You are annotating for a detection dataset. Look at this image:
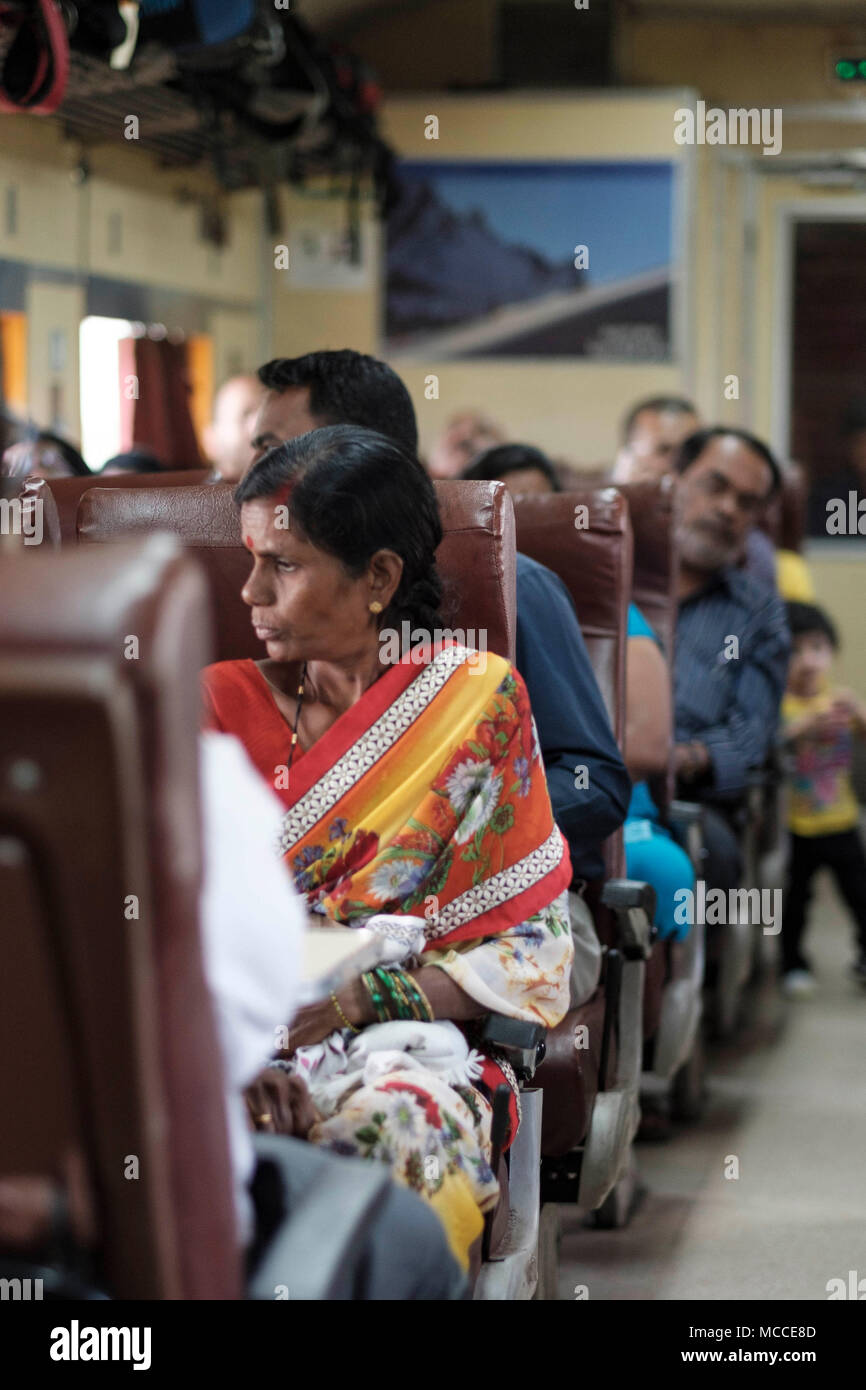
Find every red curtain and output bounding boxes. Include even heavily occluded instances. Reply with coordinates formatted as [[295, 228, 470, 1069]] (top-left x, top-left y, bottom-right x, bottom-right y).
[[118, 337, 203, 469]]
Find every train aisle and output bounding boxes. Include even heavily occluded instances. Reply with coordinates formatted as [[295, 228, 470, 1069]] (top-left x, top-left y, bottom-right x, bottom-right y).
[[558, 871, 866, 1301]]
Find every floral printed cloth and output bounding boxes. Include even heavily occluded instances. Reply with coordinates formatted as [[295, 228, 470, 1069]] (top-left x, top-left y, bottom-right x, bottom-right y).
[[202, 642, 574, 1221]]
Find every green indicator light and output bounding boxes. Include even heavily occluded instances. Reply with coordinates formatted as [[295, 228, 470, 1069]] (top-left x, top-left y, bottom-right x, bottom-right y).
[[858, 60, 866, 78], [836, 59, 858, 80]]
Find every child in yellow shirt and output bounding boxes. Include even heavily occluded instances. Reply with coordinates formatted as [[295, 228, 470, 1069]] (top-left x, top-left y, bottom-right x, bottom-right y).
[[781, 602, 866, 996]]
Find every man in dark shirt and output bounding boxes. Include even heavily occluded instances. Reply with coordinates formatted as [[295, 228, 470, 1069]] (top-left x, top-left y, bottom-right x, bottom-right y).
[[515, 550, 630, 882], [672, 427, 791, 888], [248, 350, 631, 885]]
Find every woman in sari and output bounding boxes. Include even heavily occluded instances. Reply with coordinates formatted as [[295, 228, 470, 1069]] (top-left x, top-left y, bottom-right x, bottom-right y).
[[202, 423, 573, 1264]]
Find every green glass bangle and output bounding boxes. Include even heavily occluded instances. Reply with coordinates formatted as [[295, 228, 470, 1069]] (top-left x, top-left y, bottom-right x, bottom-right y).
[[393, 971, 418, 1021], [404, 979, 433, 1023], [362, 972, 388, 1023], [376, 968, 413, 1020]]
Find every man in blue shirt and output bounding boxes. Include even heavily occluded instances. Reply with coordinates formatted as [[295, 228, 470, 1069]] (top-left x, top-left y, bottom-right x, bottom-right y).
[[515, 550, 631, 883], [672, 427, 791, 889]]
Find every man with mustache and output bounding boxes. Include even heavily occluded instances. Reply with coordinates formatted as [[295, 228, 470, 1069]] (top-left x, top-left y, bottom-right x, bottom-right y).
[[672, 427, 790, 892]]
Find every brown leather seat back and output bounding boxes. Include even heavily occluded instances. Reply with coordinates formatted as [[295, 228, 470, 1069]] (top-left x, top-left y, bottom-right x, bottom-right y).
[[514, 488, 632, 891], [434, 479, 517, 662], [0, 537, 240, 1299], [513, 488, 632, 746], [514, 491, 633, 1151], [77, 479, 518, 664], [46, 468, 210, 543], [758, 459, 807, 554], [609, 476, 679, 658], [607, 477, 679, 813]]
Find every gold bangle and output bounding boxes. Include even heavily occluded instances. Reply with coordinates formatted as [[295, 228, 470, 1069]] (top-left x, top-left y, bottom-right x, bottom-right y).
[[408, 974, 435, 1022], [331, 992, 360, 1034], [390, 970, 414, 1018]]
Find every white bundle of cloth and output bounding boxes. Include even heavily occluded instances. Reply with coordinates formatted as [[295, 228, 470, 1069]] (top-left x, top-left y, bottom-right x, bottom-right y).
[[293, 1019, 486, 1118], [292, 912, 485, 1116]]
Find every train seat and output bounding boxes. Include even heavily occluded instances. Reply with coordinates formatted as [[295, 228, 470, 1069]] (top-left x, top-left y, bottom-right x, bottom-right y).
[[513, 488, 653, 1218], [611, 479, 705, 1090], [77, 479, 518, 665], [75, 477, 559, 1297], [45, 468, 210, 544], [0, 536, 240, 1298]]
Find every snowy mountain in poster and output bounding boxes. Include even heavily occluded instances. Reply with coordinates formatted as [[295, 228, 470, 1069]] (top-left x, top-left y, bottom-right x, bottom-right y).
[[384, 161, 674, 361]]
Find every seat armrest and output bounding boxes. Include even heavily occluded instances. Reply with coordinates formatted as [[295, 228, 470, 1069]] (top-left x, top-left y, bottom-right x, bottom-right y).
[[479, 1013, 546, 1081], [668, 799, 702, 827], [600, 878, 655, 960], [668, 800, 704, 870]]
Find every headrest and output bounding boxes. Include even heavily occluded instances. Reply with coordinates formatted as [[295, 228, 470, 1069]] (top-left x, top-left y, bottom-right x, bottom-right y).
[[78, 478, 518, 664], [45, 468, 211, 543], [513, 487, 632, 746], [601, 475, 679, 658]]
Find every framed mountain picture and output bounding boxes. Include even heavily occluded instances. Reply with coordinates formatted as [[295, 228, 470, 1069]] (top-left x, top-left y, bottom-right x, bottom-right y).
[[384, 159, 677, 361]]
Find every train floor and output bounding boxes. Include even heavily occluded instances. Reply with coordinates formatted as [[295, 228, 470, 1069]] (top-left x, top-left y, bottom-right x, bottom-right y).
[[557, 870, 866, 1300]]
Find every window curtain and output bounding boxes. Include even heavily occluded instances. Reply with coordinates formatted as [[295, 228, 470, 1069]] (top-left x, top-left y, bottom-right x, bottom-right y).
[[118, 336, 203, 469]]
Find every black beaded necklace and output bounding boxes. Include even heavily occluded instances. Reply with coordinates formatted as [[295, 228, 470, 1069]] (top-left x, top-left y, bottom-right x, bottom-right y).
[[286, 661, 308, 785]]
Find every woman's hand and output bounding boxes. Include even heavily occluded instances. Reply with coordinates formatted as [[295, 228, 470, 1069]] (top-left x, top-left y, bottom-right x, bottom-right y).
[[283, 998, 344, 1053], [279, 978, 376, 1055], [244, 1069, 317, 1137]]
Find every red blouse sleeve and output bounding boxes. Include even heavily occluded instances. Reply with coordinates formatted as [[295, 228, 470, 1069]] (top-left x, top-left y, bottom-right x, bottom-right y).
[[200, 663, 232, 733], [199, 660, 292, 793]]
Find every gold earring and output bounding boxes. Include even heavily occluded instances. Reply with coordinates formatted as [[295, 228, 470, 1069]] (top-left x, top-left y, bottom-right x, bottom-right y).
[[369, 600, 383, 614]]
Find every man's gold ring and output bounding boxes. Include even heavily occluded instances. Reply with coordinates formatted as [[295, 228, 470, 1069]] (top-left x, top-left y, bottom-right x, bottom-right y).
[[257, 1113, 272, 1125]]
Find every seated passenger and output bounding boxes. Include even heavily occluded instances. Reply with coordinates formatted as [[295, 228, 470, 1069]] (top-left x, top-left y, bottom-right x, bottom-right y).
[[611, 394, 699, 487], [461, 442, 560, 497], [1, 429, 90, 479], [200, 729, 467, 1299], [100, 448, 163, 474], [461, 439, 631, 891], [459, 439, 630, 993], [249, 350, 630, 983], [672, 427, 791, 893], [204, 374, 263, 483], [427, 409, 506, 479], [250, 349, 418, 463], [622, 604, 694, 942], [612, 396, 780, 593], [201, 425, 574, 1266]]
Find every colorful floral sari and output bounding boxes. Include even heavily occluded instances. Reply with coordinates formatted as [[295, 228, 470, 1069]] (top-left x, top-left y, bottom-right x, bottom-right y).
[[202, 642, 573, 1256]]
